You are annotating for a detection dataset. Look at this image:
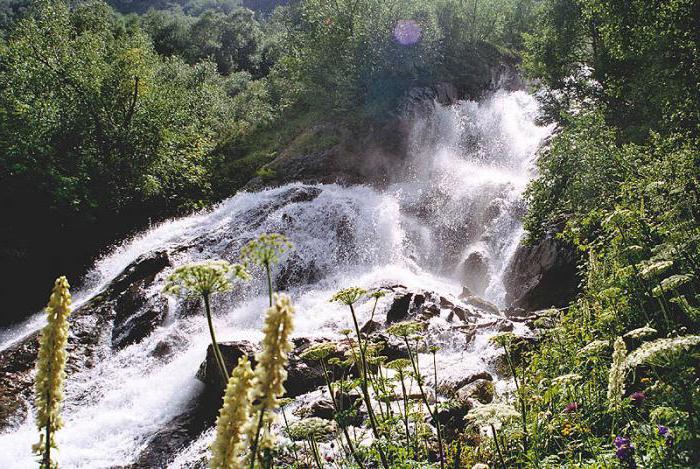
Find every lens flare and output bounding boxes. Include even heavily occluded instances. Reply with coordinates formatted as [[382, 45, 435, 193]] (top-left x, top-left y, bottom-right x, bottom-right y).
[[393, 19, 422, 46]]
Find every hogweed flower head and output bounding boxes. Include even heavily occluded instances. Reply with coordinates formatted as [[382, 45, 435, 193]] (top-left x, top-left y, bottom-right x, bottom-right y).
[[639, 260, 673, 279], [286, 417, 337, 442], [551, 373, 582, 386], [386, 320, 425, 338], [369, 289, 387, 299], [330, 287, 367, 306], [652, 274, 693, 296], [624, 326, 657, 340], [465, 402, 520, 430], [210, 356, 255, 469], [240, 233, 293, 268], [386, 358, 412, 371], [164, 260, 249, 298], [607, 337, 627, 410], [300, 342, 337, 362], [33, 276, 72, 464], [624, 335, 700, 368], [578, 339, 609, 356]]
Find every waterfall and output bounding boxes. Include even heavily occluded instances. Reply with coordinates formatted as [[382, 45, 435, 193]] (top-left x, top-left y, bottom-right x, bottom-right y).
[[0, 90, 553, 468]]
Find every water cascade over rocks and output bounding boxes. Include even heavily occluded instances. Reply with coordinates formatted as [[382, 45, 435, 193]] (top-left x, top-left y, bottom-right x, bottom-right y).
[[0, 90, 554, 467]]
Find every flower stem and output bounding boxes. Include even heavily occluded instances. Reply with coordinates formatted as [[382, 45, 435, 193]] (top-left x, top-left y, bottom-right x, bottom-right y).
[[203, 294, 229, 382]]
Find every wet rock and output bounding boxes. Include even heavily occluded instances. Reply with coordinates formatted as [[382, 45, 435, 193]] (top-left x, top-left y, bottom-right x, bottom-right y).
[[436, 398, 474, 438], [439, 296, 455, 309], [360, 319, 382, 335], [436, 371, 493, 397], [128, 393, 212, 469], [386, 293, 413, 324], [411, 293, 426, 313], [456, 379, 495, 404], [419, 303, 441, 320], [295, 397, 336, 420], [106, 250, 170, 299], [112, 295, 167, 349], [460, 294, 500, 316], [276, 254, 322, 291], [196, 341, 258, 390], [368, 333, 410, 361], [461, 251, 491, 296], [503, 237, 579, 311], [198, 338, 358, 402]]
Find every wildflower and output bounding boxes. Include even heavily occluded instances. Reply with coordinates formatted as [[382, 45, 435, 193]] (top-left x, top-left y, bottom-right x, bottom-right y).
[[489, 332, 516, 348], [629, 391, 645, 407], [299, 342, 337, 362], [33, 276, 72, 467], [163, 260, 249, 297], [658, 425, 674, 447], [385, 358, 412, 371], [369, 289, 387, 299], [639, 260, 673, 279], [386, 320, 425, 338], [624, 326, 657, 340], [578, 339, 609, 356], [607, 337, 627, 410], [330, 287, 367, 306], [465, 403, 520, 430], [551, 373, 582, 386], [164, 260, 249, 382], [561, 422, 574, 437], [624, 335, 700, 368], [613, 435, 635, 463], [652, 274, 693, 296], [286, 417, 337, 442], [240, 233, 293, 269], [247, 294, 295, 456], [563, 402, 579, 413], [210, 356, 255, 469]]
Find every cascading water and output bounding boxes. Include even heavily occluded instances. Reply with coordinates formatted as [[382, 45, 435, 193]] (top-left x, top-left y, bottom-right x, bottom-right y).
[[0, 90, 553, 468]]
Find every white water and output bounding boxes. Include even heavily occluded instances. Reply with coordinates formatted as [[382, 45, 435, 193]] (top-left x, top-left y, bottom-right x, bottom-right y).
[[0, 90, 552, 468]]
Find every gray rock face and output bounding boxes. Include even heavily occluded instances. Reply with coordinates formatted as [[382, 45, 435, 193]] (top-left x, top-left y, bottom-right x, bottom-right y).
[[503, 237, 579, 311], [456, 379, 495, 404], [111, 251, 171, 349]]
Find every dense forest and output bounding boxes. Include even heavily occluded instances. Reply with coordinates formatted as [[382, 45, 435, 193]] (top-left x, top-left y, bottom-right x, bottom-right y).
[[0, 0, 698, 467]]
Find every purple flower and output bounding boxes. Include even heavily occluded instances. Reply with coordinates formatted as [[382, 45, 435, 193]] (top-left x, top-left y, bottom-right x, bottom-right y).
[[614, 436, 634, 461], [564, 402, 579, 413], [629, 391, 646, 406], [658, 425, 674, 446], [393, 20, 422, 46]]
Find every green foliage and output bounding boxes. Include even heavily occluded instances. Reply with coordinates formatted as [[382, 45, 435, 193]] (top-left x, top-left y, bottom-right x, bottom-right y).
[[280, 0, 536, 114], [523, 0, 698, 134], [519, 0, 700, 465]]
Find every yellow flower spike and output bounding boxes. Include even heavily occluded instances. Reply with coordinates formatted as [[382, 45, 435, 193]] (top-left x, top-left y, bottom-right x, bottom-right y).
[[246, 293, 295, 463], [210, 356, 255, 469], [33, 276, 72, 468]]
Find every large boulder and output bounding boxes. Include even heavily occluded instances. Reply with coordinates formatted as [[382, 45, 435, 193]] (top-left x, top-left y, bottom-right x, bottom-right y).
[[503, 237, 579, 311]]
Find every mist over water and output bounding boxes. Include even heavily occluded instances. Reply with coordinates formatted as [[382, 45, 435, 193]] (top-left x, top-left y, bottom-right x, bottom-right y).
[[0, 90, 552, 468]]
